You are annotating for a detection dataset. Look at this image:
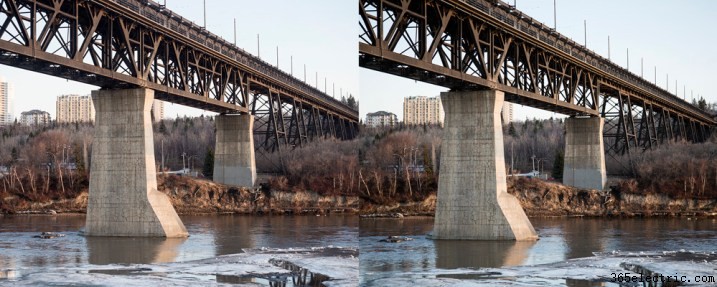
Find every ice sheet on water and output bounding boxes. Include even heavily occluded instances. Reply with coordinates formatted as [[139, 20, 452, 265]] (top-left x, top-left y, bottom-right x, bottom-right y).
[[6, 246, 358, 286], [365, 250, 717, 286]]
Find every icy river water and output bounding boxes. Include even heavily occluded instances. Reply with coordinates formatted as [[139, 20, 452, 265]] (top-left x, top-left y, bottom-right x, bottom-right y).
[[0, 215, 358, 286], [2, 215, 717, 286], [360, 217, 717, 286]]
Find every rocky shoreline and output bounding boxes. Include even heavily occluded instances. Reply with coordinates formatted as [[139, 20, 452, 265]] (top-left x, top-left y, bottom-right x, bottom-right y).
[[5, 176, 716, 218], [1, 175, 359, 216], [359, 178, 717, 218]]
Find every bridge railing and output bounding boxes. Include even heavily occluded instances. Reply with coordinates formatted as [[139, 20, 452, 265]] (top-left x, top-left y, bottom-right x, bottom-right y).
[[107, 0, 356, 118], [458, 0, 713, 123]]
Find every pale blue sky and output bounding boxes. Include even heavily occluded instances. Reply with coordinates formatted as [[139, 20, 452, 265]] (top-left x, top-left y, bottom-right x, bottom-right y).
[[0, 0, 357, 119], [360, 0, 717, 121]]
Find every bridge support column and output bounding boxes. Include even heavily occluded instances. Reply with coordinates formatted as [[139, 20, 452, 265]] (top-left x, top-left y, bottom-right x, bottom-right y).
[[86, 88, 187, 238], [432, 90, 537, 241], [563, 117, 607, 190], [213, 114, 256, 187]]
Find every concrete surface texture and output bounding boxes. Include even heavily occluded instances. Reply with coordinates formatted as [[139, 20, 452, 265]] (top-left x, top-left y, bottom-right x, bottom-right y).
[[213, 114, 256, 187], [85, 88, 188, 238], [433, 90, 538, 241], [563, 117, 607, 190]]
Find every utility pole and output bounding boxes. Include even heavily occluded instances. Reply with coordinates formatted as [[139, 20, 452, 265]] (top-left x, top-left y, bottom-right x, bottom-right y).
[[583, 20, 587, 47], [511, 142, 514, 175], [553, 0, 557, 29], [531, 155, 536, 172], [641, 58, 643, 77], [181, 152, 186, 171]]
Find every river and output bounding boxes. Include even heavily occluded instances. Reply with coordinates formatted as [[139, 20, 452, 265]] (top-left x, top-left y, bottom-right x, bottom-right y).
[[360, 217, 717, 286], [0, 215, 358, 285]]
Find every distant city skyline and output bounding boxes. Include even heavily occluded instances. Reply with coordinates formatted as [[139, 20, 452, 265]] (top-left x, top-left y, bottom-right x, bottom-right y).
[[360, 0, 717, 121], [0, 0, 356, 120]]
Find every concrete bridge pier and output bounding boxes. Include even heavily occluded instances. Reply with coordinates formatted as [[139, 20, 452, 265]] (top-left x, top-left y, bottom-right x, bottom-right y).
[[213, 114, 256, 187], [562, 117, 607, 190], [86, 88, 188, 238], [432, 90, 537, 241]]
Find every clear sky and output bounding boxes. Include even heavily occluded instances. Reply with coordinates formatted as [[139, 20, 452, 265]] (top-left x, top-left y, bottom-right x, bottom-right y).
[[360, 0, 717, 122], [0, 0, 357, 120]]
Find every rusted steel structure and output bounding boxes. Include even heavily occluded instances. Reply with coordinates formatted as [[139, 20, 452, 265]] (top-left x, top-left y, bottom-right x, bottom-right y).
[[0, 0, 358, 154], [360, 0, 715, 159]]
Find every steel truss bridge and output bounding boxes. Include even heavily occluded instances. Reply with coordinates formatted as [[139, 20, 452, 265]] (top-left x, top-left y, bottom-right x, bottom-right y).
[[360, 0, 716, 160], [0, 0, 358, 156]]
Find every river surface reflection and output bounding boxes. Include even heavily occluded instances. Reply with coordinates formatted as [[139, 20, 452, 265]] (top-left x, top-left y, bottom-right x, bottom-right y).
[[0, 214, 358, 271], [360, 217, 717, 286]]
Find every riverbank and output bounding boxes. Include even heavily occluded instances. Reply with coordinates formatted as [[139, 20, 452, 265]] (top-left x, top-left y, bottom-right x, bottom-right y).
[[359, 178, 717, 218], [0, 175, 359, 215]]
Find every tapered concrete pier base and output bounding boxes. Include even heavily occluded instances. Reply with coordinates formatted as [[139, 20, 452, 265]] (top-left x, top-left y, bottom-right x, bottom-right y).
[[213, 114, 256, 187], [563, 117, 607, 190], [85, 88, 188, 238], [432, 90, 537, 241]]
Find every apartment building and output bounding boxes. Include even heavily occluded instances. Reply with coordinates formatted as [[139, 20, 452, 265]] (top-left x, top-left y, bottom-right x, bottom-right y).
[[365, 111, 398, 127]]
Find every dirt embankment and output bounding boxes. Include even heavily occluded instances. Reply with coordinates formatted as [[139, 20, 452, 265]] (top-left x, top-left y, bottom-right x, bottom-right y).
[[360, 178, 717, 217], [1, 175, 359, 215]]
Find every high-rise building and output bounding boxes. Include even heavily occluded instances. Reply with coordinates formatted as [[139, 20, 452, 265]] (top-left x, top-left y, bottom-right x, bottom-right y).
[[151, 100, 164, 122], [56, 95, 164, 123], [501, 102, 513, 123], [403, 96, 444, 126], [365, 111, 398, 127], [0, 77, 14, 125], [20, 110, 51, 126], [56, 94, 95, 123], [403, 95, 514, 126]]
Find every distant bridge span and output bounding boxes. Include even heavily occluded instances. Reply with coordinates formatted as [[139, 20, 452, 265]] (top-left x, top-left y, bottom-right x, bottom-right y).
[[360, 0, 716, 241]]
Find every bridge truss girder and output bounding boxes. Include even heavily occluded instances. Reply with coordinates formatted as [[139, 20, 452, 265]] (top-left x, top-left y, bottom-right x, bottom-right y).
[[0, 0, 358, 157], [359, 0, 714, 160]]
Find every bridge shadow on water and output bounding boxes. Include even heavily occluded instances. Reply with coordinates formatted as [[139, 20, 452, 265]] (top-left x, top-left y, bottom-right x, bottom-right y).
[[434, 240, 535, 270], [86, 236, 186, 265]]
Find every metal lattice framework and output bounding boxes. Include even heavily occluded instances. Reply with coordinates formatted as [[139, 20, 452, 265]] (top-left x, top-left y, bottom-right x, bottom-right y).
[[0, 0, 358, 155], [359, 0, 715, 159]]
